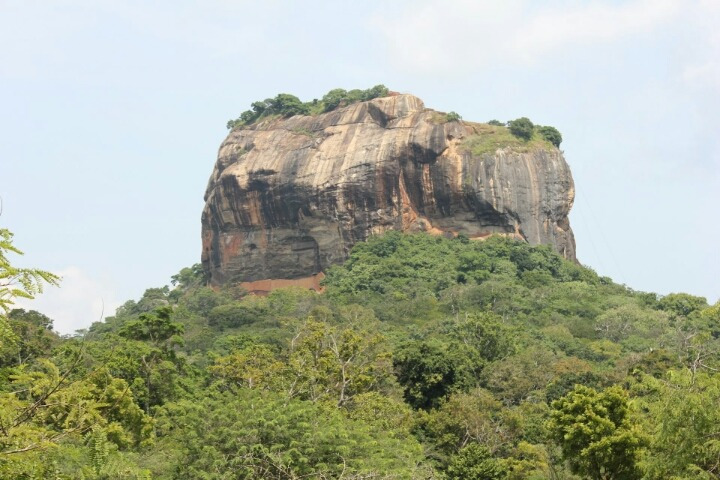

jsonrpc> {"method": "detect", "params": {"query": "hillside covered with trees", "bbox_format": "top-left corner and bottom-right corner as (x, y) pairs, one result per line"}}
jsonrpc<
(1, 229), (719, 479)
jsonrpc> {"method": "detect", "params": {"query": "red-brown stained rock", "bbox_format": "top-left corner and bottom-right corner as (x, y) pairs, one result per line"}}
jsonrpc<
(201, 94), (576, 287)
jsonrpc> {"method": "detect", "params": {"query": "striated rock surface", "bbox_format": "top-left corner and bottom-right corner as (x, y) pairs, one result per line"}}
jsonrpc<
(202, 94), (576, 289)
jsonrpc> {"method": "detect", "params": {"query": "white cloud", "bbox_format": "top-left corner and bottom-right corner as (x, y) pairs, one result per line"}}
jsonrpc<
(372, 0), (681, 72)
(513, 0), (681, 58)
(680, 1), (720, 89)
(683, 61), (720, 88)
(15, 266), (121, 335)
(371, 0), (521, 72)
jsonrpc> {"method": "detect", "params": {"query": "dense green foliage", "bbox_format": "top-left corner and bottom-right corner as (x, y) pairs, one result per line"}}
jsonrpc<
(548, 385), (646, 479)
(319, 85), (389, 113)
(445, 111), (462, 122)
(226, 85), (390, 129)
(508, 117), (535, 141)
(538, 125), (563, 147)
(2, 229), (719, 478)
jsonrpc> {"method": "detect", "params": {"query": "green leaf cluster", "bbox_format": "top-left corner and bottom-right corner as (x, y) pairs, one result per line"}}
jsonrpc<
(0, 228), (59, 314)
(548, 385), (646, 479)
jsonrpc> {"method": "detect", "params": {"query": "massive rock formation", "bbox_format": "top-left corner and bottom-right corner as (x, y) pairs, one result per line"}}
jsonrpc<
(202, 94), (576, 290)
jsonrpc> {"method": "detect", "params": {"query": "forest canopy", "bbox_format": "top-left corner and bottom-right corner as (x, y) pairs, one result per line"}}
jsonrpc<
(2, 230), (719, 479)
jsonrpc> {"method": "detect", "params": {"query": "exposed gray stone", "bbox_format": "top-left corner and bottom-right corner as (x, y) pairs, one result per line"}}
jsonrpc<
(202, 94), (576, 287)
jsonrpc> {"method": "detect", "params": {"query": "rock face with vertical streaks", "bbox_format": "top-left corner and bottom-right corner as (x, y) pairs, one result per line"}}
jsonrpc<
(202, 94), (576, 289)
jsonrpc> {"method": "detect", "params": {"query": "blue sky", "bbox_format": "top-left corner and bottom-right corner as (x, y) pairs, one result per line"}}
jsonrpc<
(1, 0), (718, 333)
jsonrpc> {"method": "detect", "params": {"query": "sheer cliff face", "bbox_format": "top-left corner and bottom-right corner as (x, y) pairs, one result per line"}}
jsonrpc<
(202, 94), (576, 288)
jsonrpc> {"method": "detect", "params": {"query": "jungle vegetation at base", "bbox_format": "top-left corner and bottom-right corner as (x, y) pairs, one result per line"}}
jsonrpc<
(2, 231), (719, 479)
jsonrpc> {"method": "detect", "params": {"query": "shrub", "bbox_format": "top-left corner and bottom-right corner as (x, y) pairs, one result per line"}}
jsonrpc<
(538, 125), (562, 147)
(228, 85), (390, 129)
(322, 85), (389, 113)
(487, 119), (504, 126)
(361, 84), (390, 100)
(508, 117), (534, 141)
(321, 88), (349, 112)
(445, 111), (462, 122)
(266, 93), (310, 117)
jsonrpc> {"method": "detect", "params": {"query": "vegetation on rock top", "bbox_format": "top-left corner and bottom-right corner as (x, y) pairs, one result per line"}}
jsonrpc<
(226, 84), (390, 130)
(460, 117), (563, 156)
(226, 88), (564, 161)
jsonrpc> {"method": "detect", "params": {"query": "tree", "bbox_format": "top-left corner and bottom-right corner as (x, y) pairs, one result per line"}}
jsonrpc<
(446, 312), (516, 363)
(322, 85), (389, 112)
(267, 93), (310, 117)
(393, 339), (476, 409)
(2, 309), (58, 367)
(657, 292), (708, 319)
(446, 443), (506, 480)
(548, 385), (646, 480)
(538, 125), (562, 147)
(422, 388), (519, 460)
(361, 84), (389, 100)
(207, 301), (266, 329)
(0, 228), (70, 471)
(0, 228), (59, 314)
(594, 303), (659, 342)
(158, 389), (428, 479)
(446, 111), (462, 122)
(642, 370), (720, 479)
(169, 263), (206, 290)
(133, 286), (170, 314)
(119, 306), (185, 411)
(210, 344), (285, 391)
(286, 318), (393, 406)
(701, 300), (720, 339)
(321, 88), (349, 112)
(229, 85), (390, 128)
(250, 100), (267, 115)
(120, 306), (183, 354)
(484, 347), (558, 405)
(508, 117), (534, 141)
(211, 315), (396, 406)
(1, 356), (151, 476)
